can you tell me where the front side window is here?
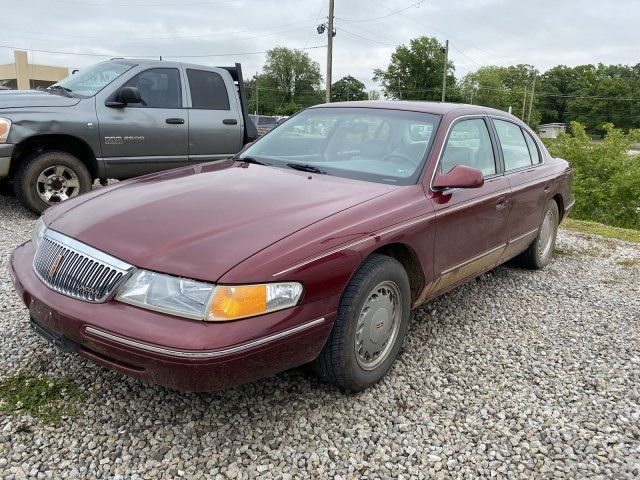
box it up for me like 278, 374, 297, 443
186, 69, 230, 110
52, 61, 133, 97
240, 107, 441, 185
493, 119, 533, 170
122, 68, 182, 109
440, 118, 496, 176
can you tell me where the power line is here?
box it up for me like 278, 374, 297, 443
338, 0, 427, 22
0, 18, 317, 41
336, 27, 396, 47
2, 24, 315, 49
0, 43, 326, 59
36, 0, 242, 6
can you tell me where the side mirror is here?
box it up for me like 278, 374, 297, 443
119, 86, 141, 105
432, 165, 484, 190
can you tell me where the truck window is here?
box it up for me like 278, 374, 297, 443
186, 69, 230, 110
122, 68, 182, 109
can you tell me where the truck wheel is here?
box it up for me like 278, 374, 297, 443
516, 200, 560, 269
14, 151, 92, 214
312, 254, 411, 392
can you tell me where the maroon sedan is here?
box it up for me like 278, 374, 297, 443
10, 101, 574, 392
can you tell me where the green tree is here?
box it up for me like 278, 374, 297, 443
564, 64, 640, 133
545, 122, 640, 229
331, 75, 367, 102
248, 47, 323, 115
458, 64, 539, 124
373, 36, 455, 101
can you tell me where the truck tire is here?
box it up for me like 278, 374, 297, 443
14, 151, 92, 214
312, 254, 411, 391
515, 200, 560, 269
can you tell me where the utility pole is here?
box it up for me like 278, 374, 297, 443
521, 85, 528, 120
255, 71, 259, 115
527, 73, 536, 125
441, 39, 449, 102
325, 0, 335, 103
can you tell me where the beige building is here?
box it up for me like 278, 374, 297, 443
0, 50, 70, 90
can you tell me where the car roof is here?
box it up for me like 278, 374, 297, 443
310, 100, 518, 120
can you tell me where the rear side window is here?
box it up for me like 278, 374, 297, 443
440, 118, 496, 176
122, 68, 182, 109
186, 69, 230, 110
523, 130, 541, 164
493, 119, 533, 171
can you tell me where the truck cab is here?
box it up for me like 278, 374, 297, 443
0, 59, 257, 213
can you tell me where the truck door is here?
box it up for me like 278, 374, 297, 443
185, 68, 244, 163
97, 67, 189, 179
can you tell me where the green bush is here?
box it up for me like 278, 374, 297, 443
544, 122, 640, 230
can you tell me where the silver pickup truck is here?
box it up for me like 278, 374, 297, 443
0, 59, 257, 213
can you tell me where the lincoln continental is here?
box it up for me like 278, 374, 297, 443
10, 101, 574, 392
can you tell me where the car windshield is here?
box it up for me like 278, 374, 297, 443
239, 107, 440, 185
51, 61, 134, 97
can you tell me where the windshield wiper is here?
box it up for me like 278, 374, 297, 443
286, 163, 326, 174
46, 85, 73, 97
234, 156, 271, 166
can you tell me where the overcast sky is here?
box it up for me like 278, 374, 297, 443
2, 0, 639, 90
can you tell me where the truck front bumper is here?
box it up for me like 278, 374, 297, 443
0, 143, 14, 178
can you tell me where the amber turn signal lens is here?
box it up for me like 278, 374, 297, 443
209, 285, 267, 321
0, 117, 11, 143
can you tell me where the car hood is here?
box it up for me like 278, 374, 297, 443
47, 160, 398, 282
0, 90, 81, 109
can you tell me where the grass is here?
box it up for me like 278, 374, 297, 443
561, 218, 640, 243
0, 371, 85, 423
617, 258, 639, 267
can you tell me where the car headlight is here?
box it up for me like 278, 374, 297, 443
0, 117, 11, 143
115, 269, 303, 321
32, 217, 46, 249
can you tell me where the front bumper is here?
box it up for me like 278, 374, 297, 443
0, 143, 13, 178
10, 241, 336, 391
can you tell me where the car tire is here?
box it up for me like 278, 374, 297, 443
312, 254, 411, 391
517, 200, 560, 269
14, 151, 92, 214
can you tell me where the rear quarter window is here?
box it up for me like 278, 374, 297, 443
186, 69, 230, 110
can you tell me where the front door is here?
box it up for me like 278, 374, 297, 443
428, 117, 510, 296
97, 67, 189, 179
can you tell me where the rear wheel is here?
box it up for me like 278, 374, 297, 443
517, 200, 559, 269
312, 254, 411, 391
14, 151, 92, 214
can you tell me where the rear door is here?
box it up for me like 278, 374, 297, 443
491, 118, 554, 258
97, 67, 189, 178
185, 68, 244, 163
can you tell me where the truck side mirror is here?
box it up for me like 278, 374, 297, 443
119, 87, 141, 105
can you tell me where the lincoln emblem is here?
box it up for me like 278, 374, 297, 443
49, 254, 63, 278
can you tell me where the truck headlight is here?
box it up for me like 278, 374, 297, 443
32, 217, 47, 249
0, 117, 11, 143
116, 270, 303, 321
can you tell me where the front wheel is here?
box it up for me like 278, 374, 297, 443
517, 200, 560, 269
312, 254, 411, 391
14, 151, 92, 214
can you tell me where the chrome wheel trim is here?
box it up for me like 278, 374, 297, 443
36, 165, 81, 204
354, 280, 402, 371
538, 209, 555, 259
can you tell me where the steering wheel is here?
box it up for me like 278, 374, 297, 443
382, 153, 419, 168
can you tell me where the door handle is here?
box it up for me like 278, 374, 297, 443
544, 182, 552, 193
496, 197, 509, 210
223, 118, 238, 125
166, 118, 185, 125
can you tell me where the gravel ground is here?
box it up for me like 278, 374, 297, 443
0, 192, 639, 479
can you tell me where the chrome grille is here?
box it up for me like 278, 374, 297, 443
33, 229, 134, 303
